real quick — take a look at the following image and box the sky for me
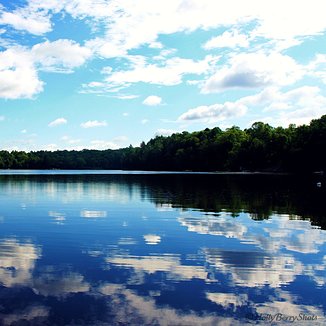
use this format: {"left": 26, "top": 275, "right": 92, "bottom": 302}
{"left": 0, "top": 0, "right": 326, "bottom": 151}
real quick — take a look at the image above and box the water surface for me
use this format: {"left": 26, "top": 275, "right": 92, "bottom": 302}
{"left": 0, "top": 172, "right": 325, "bottom": 325}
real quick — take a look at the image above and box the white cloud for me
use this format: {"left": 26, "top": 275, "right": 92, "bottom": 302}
{"left": 307, "top": 53, "right": 326, "bottom": 83}
{"left": 201, "top": 52, "right": 303, "bottom": 93}
{"left": 143, "top": 95, "right": 163, "bottom": 106}
{"left": 0, "top": 6, "right": 52, "bottom": 35}
{"left": 141, "top": 119, "right": 149, "bottom": 125}
{"left": 182, "top": 85, "right": 326, "bottom": 127}
{"left": 0, "top": 47, "right": 43, "bottom": 99}
{"left": 153, "top": 48, "right": 178, "bottom": 61}
{"left": 80, "top": 120, "right": 107, "bottom": 128}
{"left": 148, "top": 41, "right": 164, "bottom": 49}
{"left": 178, "top": 101, "right": 247, "bottom": 122}
{"left": 105, "top": 55, "right": 218, "bottom": 86}
{"left": 74, "top": 0, "right": 326, "bottom": 57}
{"left": 0, "top": 39, "right": 91, "bottom": 99}
{"left": 84, "top": 55, "right": 219, "bottom": 93}
{"left": 85, "top": 37, "right": 127, "bottom": 59}
{"left": 43, "top": 143, "right": 58, "bottom": 151}
{"left": 115, "top": 94, "right": 139, "bottom": 100}
{"left": 32, "top": 39, "right": 92, "bottom": 72}
{"left": 203, "top": 29, "right": 250, "bottom": 49}
{"left": 89, "top": 140, "right": 119, "bottom": 150}
{"left": 264, "top": 107, "right": 326, "bottom": 127}
{"left": 155, "top": 129, "right": 177, "bottom": 137}
{"left": 3, "top": 0, "right": 326, "bottom": 51}
{"left": 240, "top": 86, "right": 326, "bottom": 126}
{"left": 48, "top": 118, "right": 67, "bottom": 127}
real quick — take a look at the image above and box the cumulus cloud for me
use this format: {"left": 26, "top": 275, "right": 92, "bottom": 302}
{"left": 203, "top": 29, "right": 250, "bottom": 49}
{"left": 84, "top": 55, "right": 219, "bottom": 93}
{"left": 148, "top": 41, "right": 164, "bottom": 49}
{"left": 48, "top": 118, "right": 67, "bottom": 127}
{"left": 201, "top": 52, "right": 303, "bottom": 93}
{"left": 240, "top": 86, "right": 326, "bottom": 126}
{"left": 178, "top": 102, "right": 247, "bottom": 122}
{"left": 67, "top": 0, "right": 326, "bottom": 57}
{"left": 143, "top": 95, "right": 163, "bottom": 106}
{"left": 0, "top": 38, "right": 91, "bottom": 99}
{"left": 42, "top": 143, "right": 58, "bottom": 151}
{"left": 3, "top": 0, "right": 326, "bottom": 52}
{"left": 181, "top": 85, "right": 326, "bottom": 126}
{"left": 105, "top": 55, "right": 218, "bottom": 86}
{"left": 115, "top": 94, "right": 139, "bottom": 100}
{"left": 307, "top": 53, "right": 326, "bottom": 83}
{"left": 80, "top": 120, "right": 107, "bottom": 128}
{"left": 0, "top": 5, "right": 52, "bottom": 35}
{"left": 2, "top": 0, "right": 324, "bottom": 101}
{"left": 0, "top": 48, "right": 43, "bottom": 99}
{"left": 32, "top": 39, "right": 92, "bottom": 72}
{"left": 89, "top": 140, "right": 119, "bottom": 150}
{"left": 155, "top": 129, "right": 178, "bottom": 137}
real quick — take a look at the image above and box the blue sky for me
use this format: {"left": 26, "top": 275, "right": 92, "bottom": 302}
{"left": 0, "top": 0, "right": 326, "bottom": 151}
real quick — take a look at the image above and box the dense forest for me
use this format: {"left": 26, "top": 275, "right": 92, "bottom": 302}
{"left": 1, "top": 115, "right": 326, "bottom": 172}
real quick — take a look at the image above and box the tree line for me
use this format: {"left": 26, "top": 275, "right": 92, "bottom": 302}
{"left": 1, "top": 115, "right": 326, "bottom": 172}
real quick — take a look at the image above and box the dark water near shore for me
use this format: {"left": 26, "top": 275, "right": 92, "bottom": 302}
{"left": 0, "top": 171, "right": 325, "bottom": 325}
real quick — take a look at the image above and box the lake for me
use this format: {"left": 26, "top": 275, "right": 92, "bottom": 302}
{"left": 0, "top": 171, "right": 325, "bottom": 325}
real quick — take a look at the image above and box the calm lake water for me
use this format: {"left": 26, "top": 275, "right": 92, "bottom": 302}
{"left": 0, "top": 171, "right": 325, "bottom": 325}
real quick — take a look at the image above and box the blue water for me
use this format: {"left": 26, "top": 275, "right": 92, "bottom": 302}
{"left": 0, "top": 172, "right": 325, "bottom": 325}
